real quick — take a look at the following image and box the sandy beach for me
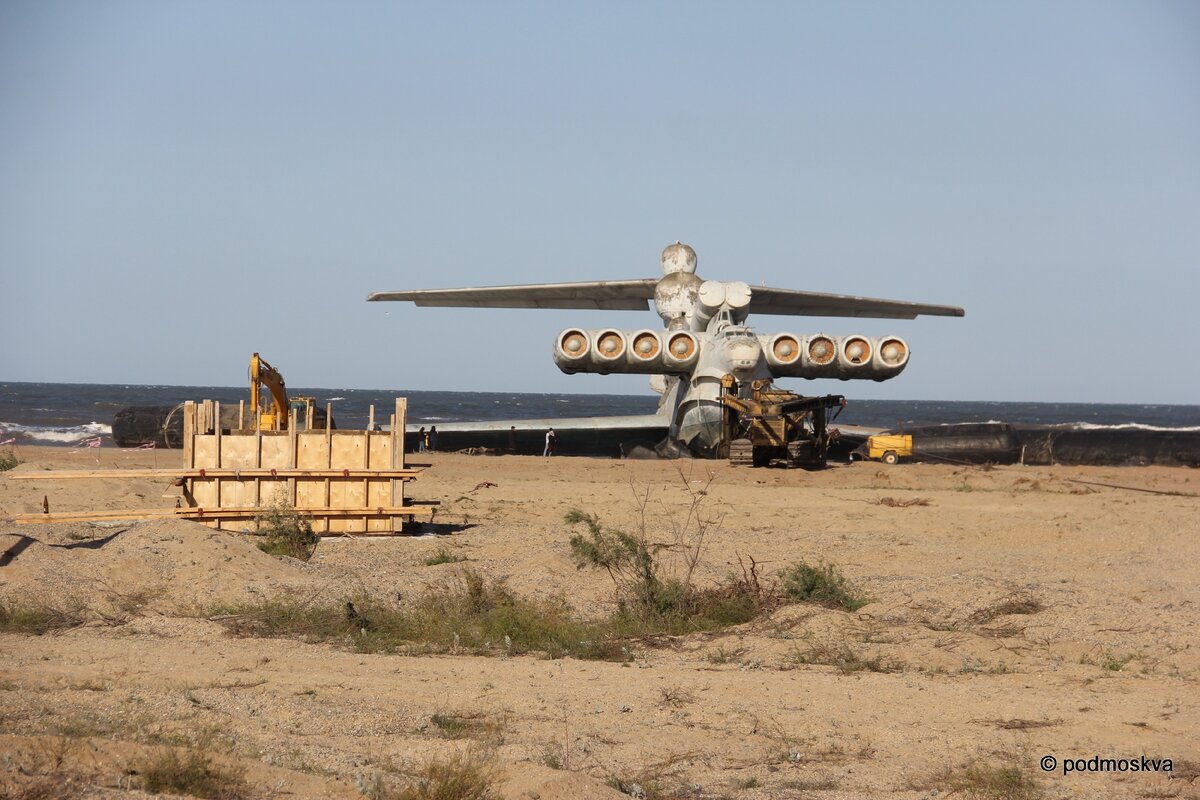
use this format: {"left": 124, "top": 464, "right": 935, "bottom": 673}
{"left": 1, "top": 444, "right": 1197, "bottom": 798}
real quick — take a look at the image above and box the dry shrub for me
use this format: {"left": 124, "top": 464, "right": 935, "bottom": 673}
{"left": 791, "top": 632, "right": 903, "bottom": 674}
{"left": 0, "top": 449, "right": 20, "bottom": 471}
{"left": 566, "top": 477, "right": 774, "bottom": 635}
{"left": 917, "top": 753, "right": 1044, "bottom": 800}
{"left": 968, "top": 591, "right": 1044, "bottom": 625}
{"left": 394, "top": 749, "right": 497, "bottom": 800}
{"left": 253, "top": 499, "right": 319, "bottom": 561}
{"left": 872, "top": 496, "right": 932, "bottom": 507}
{"left": 138, "top": 748, "right": 246, "bottom": 799}
{"left": 0, "top": 599, "right": 88, "bottom": 634}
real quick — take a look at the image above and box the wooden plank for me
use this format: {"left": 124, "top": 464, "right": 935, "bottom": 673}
{"left": 7, "top": 468, "right": 423, "bottom": 480}
{"left": 17, "top": 505, "right": 437, "bottom": 525}
{"left": 183, "top": 401, "right": 195, "bottom": 469}
{"left": 324, "top": 405, "right": 333, "bottom": 528}
{"left": 393, "top": 397, "right": 407, "bottom": 532}
{"left": 213, "top": 401, "right": 222, "bottom": 510}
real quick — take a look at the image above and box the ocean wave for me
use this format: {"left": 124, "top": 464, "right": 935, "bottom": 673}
{"left": 1052, "top": 422, "right": 1200, "bottom": 433}
{"left": 0, "top": 421, "right": 111, "bottom": 443}
{"left": 325, "top": 396, "right": 347, "bottom": 402}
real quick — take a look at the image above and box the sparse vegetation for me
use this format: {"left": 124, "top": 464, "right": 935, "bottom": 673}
{"left": 566, "top": 493, "right": 774, "bottom": 635}
{"left": 211, "top": 569, "right": 625, "bottom": 661}
{"left": 872, "top": 496, "right": 931, "bottom": 507}
{"left": 0, "top": 600, "right": 87, "bottom": 634}
{"left": 217, "top": 490, "right": 880, "bottom": 662}
{"left": 607, "top": 775, "right": 666, "bottom": 800}
{"left": 778, "top": 562, "right": 870, "bottom": 611}
{"left": 968, "top": 591, "right": 1044, "bottom": 625}
{"left": 429, "top": 712, "right": 504, "bottom": 743}
{"left": 138, "top": 748, "right": 246, "bottom": 799}
{"left": 791, "top": 633, "right": 903, "bottom": 674}
{"left": 253, "top": 500, "right": 319, "bottom": 561}
{"left": 705, "top": 645, "right": 743, "bottom": 665}
{"left": 0, "top": 449, "right": 20, "bottom": 471}
{"left": 923, "top": 755, "right": 1044, "bottom": 800}
{"left": 424, "top": 548, "right": 468, "bottom": 566}
{"left": 1100, "top": 652, "right": 1136, "bottom": 672}
{"left": 393, "top": 749, "right": 498, "bottom": 800}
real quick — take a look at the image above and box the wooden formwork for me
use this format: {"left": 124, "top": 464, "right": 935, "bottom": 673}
{"left": 13, "top": 397, "right": 432, "bottom": 535}
{"left": 181, "top": 397, "right": 420, "bottom": 533}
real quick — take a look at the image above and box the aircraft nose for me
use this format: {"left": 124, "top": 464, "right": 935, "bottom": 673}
{"left": 727, "top": 336, "right": 763, "bottom": 372}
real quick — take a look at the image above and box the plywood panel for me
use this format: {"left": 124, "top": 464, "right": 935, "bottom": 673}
{"left": 259, "top": 436, "right": 291, "bottom": 469}
{"left": 295, "top": 478, "right": 325, "bottom": 511}
{"left": 221, "top": 480, "right": 257, "bottom": 508}
{"left": 369, "top": 435, "right": 391, "bottom": 470}
{"left": 367, "top": 479, "right": 393, "bottom": 507}
{"left": 219, "top": 436, "right": 258, "bottom": 470}
{"left": 191, "top": 478, "right": 216, "bottom": 507}
{"left": 330, "top": 434, "right": 366, "bottom": 470}
{"left": 297, "top": 435, "right": 330, "bottom": 469}
{"left": 258, "top": 482, "right": 289, "bottom": 507}
{"left": 327, "top": 478, "right": 366, "bottom": 510}
{"left": 192, "top": 437, "right": 218, "bottom": 469}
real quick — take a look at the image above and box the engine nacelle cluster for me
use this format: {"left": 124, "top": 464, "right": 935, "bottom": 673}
{"left": 554, "top": 328, "right": 908, "bottom": 381}
{"left": 554, "top": 328, "right": 700, "bottom": 374}
{"left": 761, "top": 333, "right": 909, "bottom": 380}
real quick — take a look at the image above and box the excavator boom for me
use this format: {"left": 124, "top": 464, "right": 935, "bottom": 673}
{"left": 249, "top": 352, "right": 291, "bottom": 431}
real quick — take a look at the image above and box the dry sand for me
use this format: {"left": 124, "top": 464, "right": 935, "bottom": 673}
{"left": 1, "top": 445, "right": 1197, "bottom": 798}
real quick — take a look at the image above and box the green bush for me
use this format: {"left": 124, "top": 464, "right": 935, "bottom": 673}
{"left": 0, "top": 449, "right": 20, "bottom": 472}
{"left": 779, "top": 562, "right": 869, "bottom": 611}
{"left": 567, "top": 508, "right": 770, "bottom": 635}
{"left": 254, "top": 501, "right": 319, "bottom": 561}
{"left": 424, "top": 548, "right": 467, "bottom": 566}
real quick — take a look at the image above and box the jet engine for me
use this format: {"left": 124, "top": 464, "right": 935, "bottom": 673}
{"left": 761, "top": 334, "right": 909, "bottom": 381}
{"left": 553, "top": 328, "right": 699, "bottom": 374}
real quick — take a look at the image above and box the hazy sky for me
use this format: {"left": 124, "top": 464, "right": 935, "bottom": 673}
{"left": 2, "top": 1, "right": 1197, "bottom": 403}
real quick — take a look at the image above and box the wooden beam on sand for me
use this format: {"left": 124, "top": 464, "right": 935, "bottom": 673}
{"left": 7, "top": 468, "right": 424, "bottom": 480}
{"left": 16, "top": 503, "right": 439, "bottom": 526}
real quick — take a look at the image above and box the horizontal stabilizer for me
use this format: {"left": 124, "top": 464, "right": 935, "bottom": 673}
{"left": 749, "top": 287, "right": 964, "bottom": 319}
{"left": 368, "top": 279, "right": 658, "bottom": 310}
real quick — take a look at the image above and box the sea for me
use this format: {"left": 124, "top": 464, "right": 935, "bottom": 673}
{"left": 1, "top": 382, "right": 1198, "bottom": 448}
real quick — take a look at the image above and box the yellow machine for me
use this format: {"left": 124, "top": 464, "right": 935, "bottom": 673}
{"left": 866, "top": 434, "right": 913, "bottom": 464}
{"left": 248, "top": 353, "right": 331, "bottom": 432}
{"left": 720, "top": 376, "right": 845, "bottom": 468}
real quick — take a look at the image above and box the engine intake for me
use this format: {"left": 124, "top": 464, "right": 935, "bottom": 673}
{"left": 553, "top": 329, "right": 697, "bottom": 374}
{"left": 760, "top": 334, "right": 909, "bottom": 381}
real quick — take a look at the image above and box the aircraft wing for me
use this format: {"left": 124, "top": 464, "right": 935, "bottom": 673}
{"left": 749, "top": 287, "right": 964, "bottom": 319}
{"left": 368, "top": 279, "right": 658, "bottom": 310}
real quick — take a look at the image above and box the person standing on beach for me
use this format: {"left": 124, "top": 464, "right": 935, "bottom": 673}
{"left": 509, "top": 426, "right": 517, "bottom": 454}
{"left": 544, "top": 427, "right": 556, "bottom": 457}
{"left": 428, "top": 426, "right": 438, "bottom": 452}
{"left": 417, "top": 427, "right": 426, "bottom": 453}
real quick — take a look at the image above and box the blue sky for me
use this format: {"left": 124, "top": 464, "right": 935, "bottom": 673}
{"left": 2, "top": 1, "right": 1197, "bottom": 403}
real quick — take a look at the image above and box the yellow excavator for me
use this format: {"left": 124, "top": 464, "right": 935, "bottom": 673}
{"left": 248, "top": 352, "right": 333, "bottom": 431}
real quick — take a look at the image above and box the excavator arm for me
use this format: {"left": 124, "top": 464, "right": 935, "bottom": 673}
{"left": 250, "top": 352, "right": 290, "bottom": 431}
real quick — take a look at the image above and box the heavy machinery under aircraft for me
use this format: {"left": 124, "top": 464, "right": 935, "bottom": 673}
{"left": 368, "top": 243, "right": 963, "bottom": 460}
